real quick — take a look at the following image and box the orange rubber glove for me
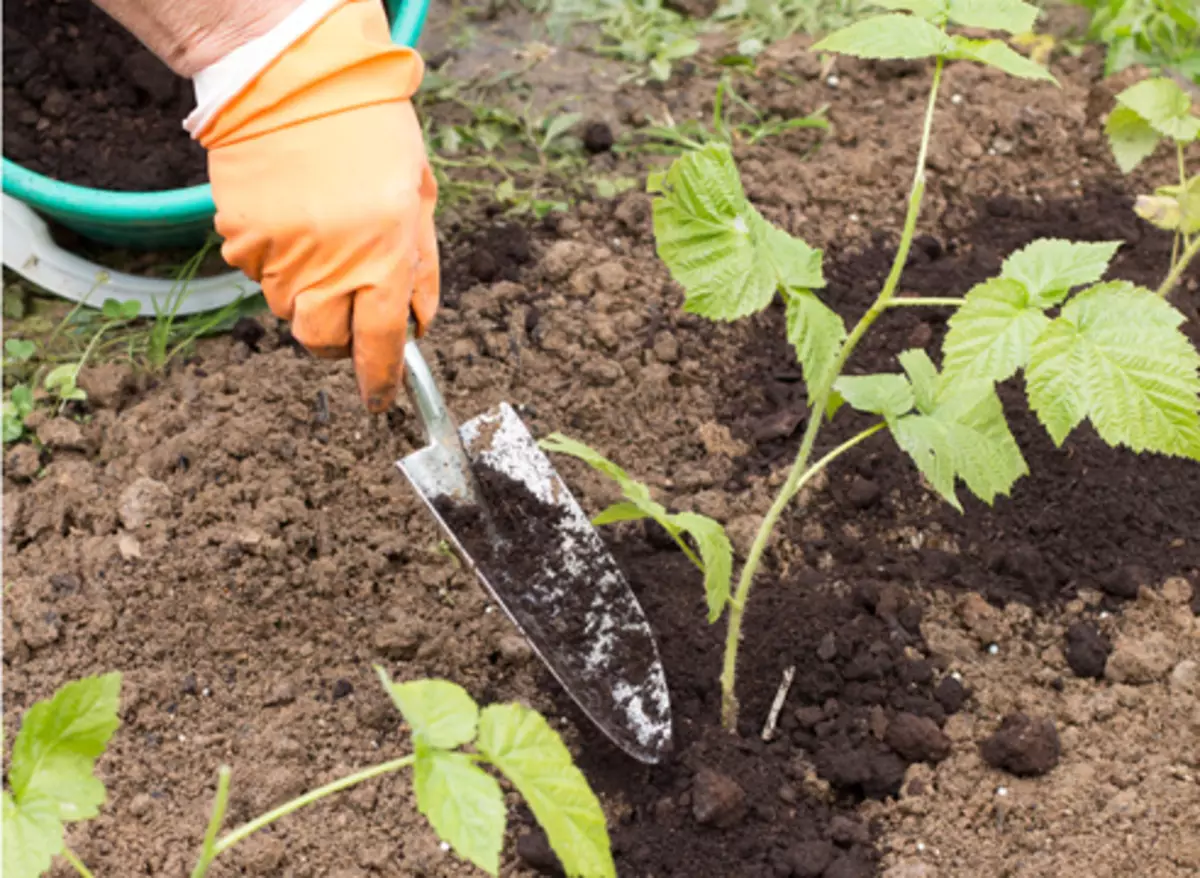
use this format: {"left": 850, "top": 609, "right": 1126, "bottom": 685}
{"left": 194, "top": 0, "right": 438, "bottom": 413}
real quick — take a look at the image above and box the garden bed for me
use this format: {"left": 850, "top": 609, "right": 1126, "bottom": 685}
{"left": 5, "top": 14, "right": 1200, "bottom": 878}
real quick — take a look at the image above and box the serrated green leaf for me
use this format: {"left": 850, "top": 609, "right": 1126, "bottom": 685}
{"left": 592, "top": 501, "right": 648, "bottom": 526}
{"left": 1105, "top": 106, "right": 1162, "bottom": 173}
{"left": 671, "top": 512, "right": 733, "bottom": 622}
{"left": 946, "top": 0, "right": 1039, "bottom": 33}
{"left": 784, "top": 288, "right": 845, "bottom": 401}
{"left": 942, "top": 278, "right": 1051, "bottom": 384}
{"left": 542, "top": 434, "right": 733, "bottom": 618}
{"left": 4, "top": 338, "right": 36, "bottom": 362}
{"left": 1115, "top": 77, "right": 1200, "bottom": 141}
{"left": 376, "top": 671, "right": 478, "bottom": 750}
{"left": 652, "top": 144, "right": 824, "bottom": 322}
{"left": 413, "top": 750, "right": 505, "bottom": 876}
{"left": 870, "top": 0, "right": 948, "bottom": 19}
{"left": 9, "top": 672, "right": 121, "bottom": 823}
{"left": 833, "top": 373, "right": 915, "bottom": 418}
{"left": 812, "top": 13, "right": 956, "bottom": 60}
{"left": 1026, "top": 282, "right": 1200, "bottom": 458}
{"left": 898, "top": 349, "right": 940, "bottom": 414}
{"left": 1000, "top": 238, "right": 1122, "bottom": 306}
{"left": 947, "top": 36, "right": 1058, "bottom": 82}
{"left": 891, "top": 376, "right": 1028, "bottom": 511}
{"left": 477, "top": 704, "right": 615, "bottom": 878}
{"left": 3, "top": 790, "right": 63, "bottom": 878}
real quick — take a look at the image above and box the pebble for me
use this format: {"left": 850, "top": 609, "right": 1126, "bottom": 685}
{"left": 36, "top": 417, "right": 87, "bottom": 452}
{"left": 1098, "top": 564, "right": 1147, "bottom": 599}
{"left": 980, "top": 712, "right": 1060, "bottom": 777}
{"left": 128, "top": 793, "right": 153, "bottom": 819}
{"left": 1170, "top": 660, "right": 1198, "bottom": 695}
{"left": 1161, "top": 576, "right": 1194, "bottom": 605}
{"left": 1105, "top": 632, "right": 1176, "bottom": 684}
{"left": 497, "top": 634, "right": 534, "bottom": 665}
{"left": 884, "top": 713, "right": 952, "bottom": 763}
{"left": 1064, "top": 621, "right": 1110, "bottom": 679}
{"left": 788, "top": 840, "right": 834, "bottom": 877}
{"left": 934, "top": 676, "right": 966, "bottom": 713}
{"left": 118, "top": 477, "right": 172, "bottom": 530}
{"left": 4, "top": 444, "right": 41, "bottom": 481}
{"left": 263, "top": 679, "right": 296, "bottom": 707}
{"left": 846, "top": 476, "right": 881, "bottom": 509}
{"left": 332, "top": 678, "right": 354, "bottom": 701}
{"left": 691, "top": 768, "right": 747, "bottom": 828}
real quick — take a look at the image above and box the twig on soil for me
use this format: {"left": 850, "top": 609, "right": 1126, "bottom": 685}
{"left": 761, "top": 665, "right": 796, "bottom": 742}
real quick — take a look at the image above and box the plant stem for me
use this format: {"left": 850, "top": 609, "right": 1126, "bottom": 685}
{"left": 62, "top": 847, "right": 96, "bottom": 878}
{"left": 210, "top": 755, "right": 415, "bottom": 858}
{"left": 1157, "top": 232, "right": 1200, "bottom": 299}
{"left": 190, "top": 765, "right": 232, "bottom": 878}
{"left": 886, "top": 297, "right": 964, "bottom": 307}
{"left": 718, "top": 56, "right": 945, "bottom": 731}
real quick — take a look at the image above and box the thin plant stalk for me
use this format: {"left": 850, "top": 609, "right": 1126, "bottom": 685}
{"left": 1158, "top": 232, "right": 1200, "bottom": 299}
{"left": 719, "top": 56, "right": 946, "bottom": 730}
{"left": 189, "top": 765, "right": 232, "bottom": 878}
{"left": 886, "top": 296, "right": 964, "bottom": 307}
{"left": 62, "top": 847, "right": 96, "bottom": 878}
{"left": 201, "top": 755, "right": 416, "bottom": 868}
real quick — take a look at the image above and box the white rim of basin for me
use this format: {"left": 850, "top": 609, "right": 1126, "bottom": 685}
{"left": 2, "top": 193, "right": 261, "bottom": 317}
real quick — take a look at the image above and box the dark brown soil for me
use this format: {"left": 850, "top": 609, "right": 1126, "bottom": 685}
{"left": 2, "top": 0, "right": 207, "bottom": 190}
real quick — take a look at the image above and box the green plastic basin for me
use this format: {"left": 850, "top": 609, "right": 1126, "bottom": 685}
{"left": 0, "top": 0, "right": 430, "bottom": 249}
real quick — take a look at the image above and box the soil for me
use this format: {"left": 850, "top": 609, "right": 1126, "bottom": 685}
{"left": 2, "top": 0, "right": 206, "bottom": 191}
{"left": 5, "top": 13, "right": 1200, "bottom": 878}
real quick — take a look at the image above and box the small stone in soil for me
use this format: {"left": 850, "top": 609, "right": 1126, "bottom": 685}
{"left": 788, "top": 840, "right": 834, "bottom": 877}
{"left": 1064, "top": 621, "right": 1110, "bottom": 679}
{"left": 979, "top": 712, "right": 1060, "bottom": 777}
{"left": 230, "top": 317, "right": 266, "bottom": 351}
{"left": 884, "top": 712, "right": 951, "bottom": 763}
{"left": 516, "top": 829, "right": 564, "bottom": 877}
{"left": 1098, "top": 564, "right": 1148, "bottom": 599}
{"left": 331, "top": 679, "right": 354, "bottom": 701}
{"left": 846, "top": 476, "right": 881, "bottom": 509}
{"left": 582, "top": 120, "right": 615, "bottom": 154}
{"left": 691, "top": 768, "right": 748, "bottom": 828}
{"left": 934, "top": 676, "right": 966, "bottom": 713}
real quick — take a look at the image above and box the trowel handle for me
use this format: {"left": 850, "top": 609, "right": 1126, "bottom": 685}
{"left": 402, "top": 340, "right": 461, "bottom": 451}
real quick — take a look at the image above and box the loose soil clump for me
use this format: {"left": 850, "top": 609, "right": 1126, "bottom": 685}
{"left": 2, "top": 0, "right": 206, "bottom": 191}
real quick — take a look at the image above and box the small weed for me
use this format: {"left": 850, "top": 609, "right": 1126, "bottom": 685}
{"left": 4, "top": 671, "right": 616, "bottom": 878}
{"left": 1071, "top": 0, "right": 1200, "bottom": 83}
{"left": 545, "top": 0, "right": 703, "bottom": 83}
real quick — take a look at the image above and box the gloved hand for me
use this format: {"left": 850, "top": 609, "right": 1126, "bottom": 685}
{"left": 188, "top": 0, "right": 438, "bottom": 413}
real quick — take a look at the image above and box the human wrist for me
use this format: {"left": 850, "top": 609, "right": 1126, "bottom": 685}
{"left": 184, "top": 0, "right": 348, "bottom": 136}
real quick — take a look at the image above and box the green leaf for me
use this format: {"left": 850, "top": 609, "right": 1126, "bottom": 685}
{"left": 672, "top": 512, "right": 733, "bottom": 622}
{"left": 812, "top": 13, "right": 956, "bottom": 60}
{"left": 542, "top": 113, "right": 584, "bottom": 151}
{"left": 942, "top": 278, "right": 1051, "bottom": 383}
{"left": 4, "top": 338, "right": 36, "bottom": 362}
{"left": 890, "top": 375, "right": 1028, "bottom": 511}
{"left": 413, "top": 750, "right": 505, "bottom": 876}
{"left": 477, "top": 704, "right": 615, "bottom": 878}
{"left": 651, "top": 144, "right": 824, "bottom": 322}
{"left": 947, "top": 36, "right": 1058, "bottom": 82}
{"left": 946, "top": 0, "right": 1039, "bottom": 33}
{"left": 42, "top": 365, "right": 81, "bottom": 399}
{"left": 1137, "top": 174, "right": 1200, "bottom": 234}
{"left": 11, "top": 384, "right": 34, "bottom": 413}
{"left": 833, "top": 373, "right": 915, "bottom": 419}
{"left": 1025, "top": 282, "right": 1200, "bottom": 458}
{"left": 541, "top": 434, "right": 735, "bottom": 620}
{"left": 376, "top": 671, "right": 479, "bottom": 750}
{"left": 2, "top": 412, "right": 25, "bottom": 444}
{"left": 592, "top": 501, "right": 649, "bottom": 526}
{"left": 1000, "top": 238, "right": 1122, "bottom": 307}
{"left": 784, "top": 289, "right": 845, "bottom": 402}
{"left": 100, "top": 298, "right": 140, "bottom": 321}
{"left": 1115, "top": 77, "right": 1200, "bottom": 141}
{"left": 1105, "top": 105, "right": 1162, "bottom": 173}
{"left": 898, "top": 348, "right": 940, "bottom": 414}
{"left": 3, "top": 790, "right": 64, "bottom": 878}
{"left": 9, "top": 673, "right": 121, "bottom": 823}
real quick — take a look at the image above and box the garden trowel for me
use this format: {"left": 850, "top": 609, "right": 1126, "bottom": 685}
{"left": 396, "top": 340, "right": 673, "bottom": 764}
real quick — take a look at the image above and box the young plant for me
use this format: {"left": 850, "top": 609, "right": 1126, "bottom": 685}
{"left": 3, "top": 338, "right": 38, "bottom": 443}
{"left": 543, "top": 0, "right": 1200, "bottom": 731}
{"left": 1102, "top": 74, "right": 1200, "bottom": 293}
{"left": 1071, "top": 0, "right": 1200, "bottom": 82}
{"left": 5, "top": 671, "right": 615, "bottom": 878}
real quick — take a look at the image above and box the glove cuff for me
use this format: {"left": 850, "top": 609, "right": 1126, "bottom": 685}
{"left": 184, "top": 0, "right": 344, "bottom": 138}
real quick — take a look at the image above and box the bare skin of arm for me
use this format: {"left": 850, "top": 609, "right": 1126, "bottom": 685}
{"left": 90, "top": 0, "right": 306, "bottom": 76}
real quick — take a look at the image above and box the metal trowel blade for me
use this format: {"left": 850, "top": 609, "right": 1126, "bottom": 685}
{"left": 397, "top": 402, "right": 672, "bottom": 764}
